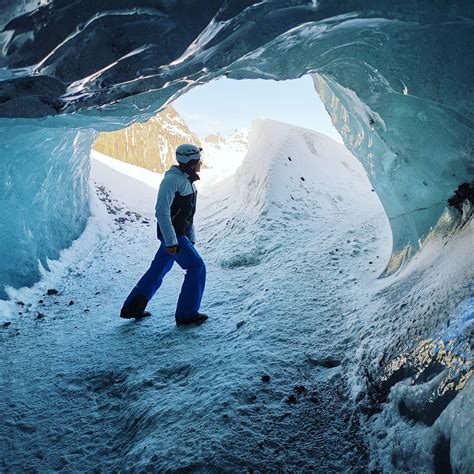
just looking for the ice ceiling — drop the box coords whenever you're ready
[0,1,473,296]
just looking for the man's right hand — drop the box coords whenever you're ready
[165,245,179,255]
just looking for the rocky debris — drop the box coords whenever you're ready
[16,301,25,306]
[36,313,46,320]
[305,354,341,368]
[47,289,58,296]
[68,300,74,306]
[261,374,271,383]
[3,321,12,328]
[447,182,474,212]
[294,385,306,394]
[286,394,297,404]
[38,299,43,304]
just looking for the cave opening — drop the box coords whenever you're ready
[1,3,473,472]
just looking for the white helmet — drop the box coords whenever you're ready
[176,143,202,163]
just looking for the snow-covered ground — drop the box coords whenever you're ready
[1,119,472,472]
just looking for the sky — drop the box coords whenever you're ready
[173,75,342,142]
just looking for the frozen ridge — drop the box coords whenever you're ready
[1,120,472,472]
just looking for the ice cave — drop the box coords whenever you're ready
[0,1,473,472]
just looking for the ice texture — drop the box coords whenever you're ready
[0,1,472,293]
[0,121,94,298]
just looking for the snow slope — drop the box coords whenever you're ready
[1,119,472,472]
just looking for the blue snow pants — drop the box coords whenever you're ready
[122,236,206,321]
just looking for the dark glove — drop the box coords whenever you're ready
[165,245,180,255]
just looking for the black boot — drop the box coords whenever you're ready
[176,313,208,326]
[120,294,151,319]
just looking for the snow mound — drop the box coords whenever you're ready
[199,118,388,275]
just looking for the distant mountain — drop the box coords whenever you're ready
[204,129,249,152]
[93,106,202,173]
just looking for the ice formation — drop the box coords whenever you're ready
[0,1,473,471]
[0,1,472,294]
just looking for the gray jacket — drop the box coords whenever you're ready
[155,166,197,246]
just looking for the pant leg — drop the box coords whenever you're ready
[173,236,206,320]
[122,242,174,314]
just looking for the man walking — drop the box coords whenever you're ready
[120,144,208,326]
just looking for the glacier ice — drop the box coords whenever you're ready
[0,3,473,470]
[0,1,472,293]
[0,121,94,298]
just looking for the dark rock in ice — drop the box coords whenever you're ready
[286,394,297,404]
[47,289,58,295]
[37,312,45,319]
[294,385,306,394]
[16,301,25,306]
[84,309,90,312]
[261,374,271,383]
[236,320,245,329]
[306,354,341,368]
[68,300,74,305]
[249,394,257,401]
[3,321,12,328]
[38,299,43,304]
[300,177,305,181]
[447,182,474,212]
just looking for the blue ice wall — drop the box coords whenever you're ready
[0,1,473,294]
[0,122,94,298]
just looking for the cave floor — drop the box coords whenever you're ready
[0,157,391,472]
